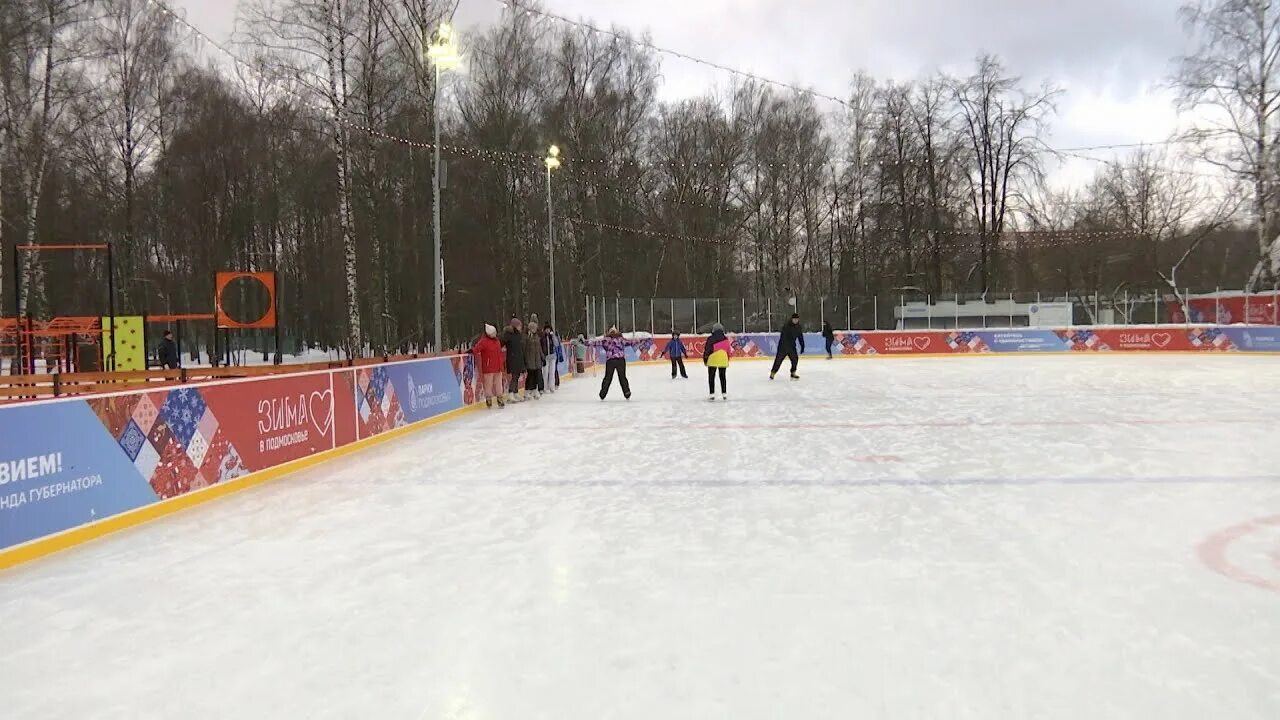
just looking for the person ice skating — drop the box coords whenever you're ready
[524,321,545,399]
[502,317,527,402]
[592,326,635,400]
[770,313,805,380]
[158,330,180,370]
[703,323,731,401]
[822,320,836,359]
[664,332,689,379]
[471,324,506,408]
[541,324,560,393]
[573,334,588,374]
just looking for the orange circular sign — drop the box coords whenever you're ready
[215,271,277,329]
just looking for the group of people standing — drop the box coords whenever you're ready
[470,314,567,408]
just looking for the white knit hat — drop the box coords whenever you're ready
[484,324,497,337]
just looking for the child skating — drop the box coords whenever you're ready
[471,324,506,408]
[664,332,689,379]
[703,323,731,401]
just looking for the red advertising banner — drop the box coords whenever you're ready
[1058,328,1197,352]
[203,371,340,472]
[1170,295,1280,325]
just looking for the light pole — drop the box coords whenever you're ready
[545,144,561,331]
[427,23,460,351]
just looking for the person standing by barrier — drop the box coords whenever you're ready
[158,330,180,370]
[542,324,560,393]
[593,326,634,400]
[822,320,836,359]
[471,324,506,408]
[703,323,731,401]
[524,321,545,399]
[664,332,689,379]
[503,317,527,402]
[573,334,588,374]
[770,313,805,380]
[554,332,565,388]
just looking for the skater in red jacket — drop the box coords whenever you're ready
[471,324,506,408]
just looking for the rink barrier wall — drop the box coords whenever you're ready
[0,350,598,570]
[594,326,1280,363]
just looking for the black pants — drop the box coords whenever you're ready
[670,356,687,378]
[508,371,524,394]
[825,338,834,358]
[526,368,544,392]
[707,366,726,394]
[600,358,631,398]
[771,347,799,375]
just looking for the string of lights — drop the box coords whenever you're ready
[502,0,850,109]
[571,216,1153,252]
[570,218,735,246]
[149,0,1199,181]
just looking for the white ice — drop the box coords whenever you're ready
[2,355,1280,719]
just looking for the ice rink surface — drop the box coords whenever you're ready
[3,355,1280,719]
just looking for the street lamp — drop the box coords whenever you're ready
[427,23,460,351]
[544,144,561,331]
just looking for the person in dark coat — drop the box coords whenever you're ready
[523,322,545,398]
[158,330,180,370]
[770,313,805,380]
[822,320,836,359]
[502,317,527,401]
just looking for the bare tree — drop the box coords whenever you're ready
[1176,0,1280,290]
[244,0,364,354]
[951,54,1057,294]
[0,0,89,318]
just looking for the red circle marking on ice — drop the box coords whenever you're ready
[1198,515,1280,594]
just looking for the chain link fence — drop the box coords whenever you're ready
[582,288,1280,336]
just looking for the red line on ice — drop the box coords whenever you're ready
[1198,515,1280,594]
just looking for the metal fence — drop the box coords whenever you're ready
[583,289,1280,336]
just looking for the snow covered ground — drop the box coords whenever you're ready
[2,355,1279,719]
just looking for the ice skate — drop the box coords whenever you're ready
[721,393,728,401]
[790,373,800,380]
[769,372,776,380]
[485,398,493,408]
[497,396,506,408]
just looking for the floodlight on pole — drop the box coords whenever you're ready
[427,23,461,351]
[545,145,562,331]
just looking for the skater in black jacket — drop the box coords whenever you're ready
[770,313,804,380]
[822,320,836,359]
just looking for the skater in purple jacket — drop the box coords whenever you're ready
[591,327,637,400]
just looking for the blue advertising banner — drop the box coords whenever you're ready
[385,357,465,424]
[974,330,1070,353]
[0,400,158,549]
[1222,327,1280,352]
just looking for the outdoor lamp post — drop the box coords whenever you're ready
[545,144,561,330]
[427,23,460,351]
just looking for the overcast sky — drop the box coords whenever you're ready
[168,0,1199,189]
